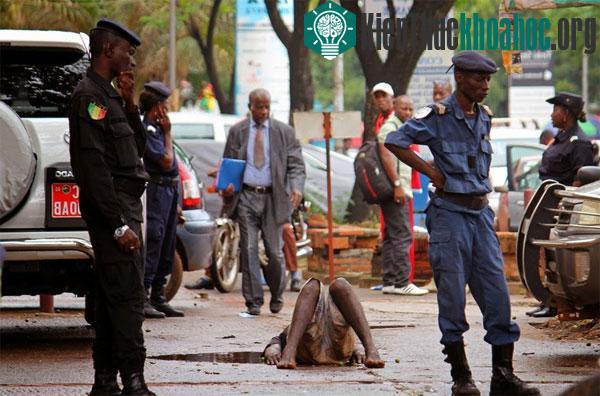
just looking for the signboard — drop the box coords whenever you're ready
[364,0,455,108]
[234,0,293,122]
[293,111,362,142]
[509,50,554,121]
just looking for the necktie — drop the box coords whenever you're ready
[254,123,265,168]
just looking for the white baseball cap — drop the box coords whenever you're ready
[372,82,394,96]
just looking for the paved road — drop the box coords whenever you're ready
[1,272,598,395]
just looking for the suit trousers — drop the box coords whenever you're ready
[379,198,412,288]
[237,189,285,309]
[86,220,146,377]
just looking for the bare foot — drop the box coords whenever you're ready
[276,358,297,369]
[364,350,385,368]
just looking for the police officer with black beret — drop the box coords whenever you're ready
[539,92,595,185]
[385,51,540,396]
[139,81,185,319]
[68,18,155,396]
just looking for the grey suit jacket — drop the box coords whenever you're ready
[222,117,306,225]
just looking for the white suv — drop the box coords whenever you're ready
[0,30,95,319]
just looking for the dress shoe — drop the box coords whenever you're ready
[270,301,283,314]
[184,276,214,290]
[290,278,301,292]
[529,306,557,318]
[247,306,261,316]
[90,369,121,396]
[525,304,544,317]
[144,288,165,319]
[150,285,185,317]
[121,372,155,396]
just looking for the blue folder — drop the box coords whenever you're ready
[216,158,246,192]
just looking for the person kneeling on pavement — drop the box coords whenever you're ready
[139,81,184,319]
[263,278,385,369]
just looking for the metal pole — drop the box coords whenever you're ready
[40,294,54,313]
[323,112,334,284]
[168,0,177,90]
[582,50,588,113]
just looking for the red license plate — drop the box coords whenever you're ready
[51,183,81,218]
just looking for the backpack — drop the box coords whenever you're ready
[354,140,394,204]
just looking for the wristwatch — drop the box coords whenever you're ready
[393,179,402,187]
[113,224,130,240]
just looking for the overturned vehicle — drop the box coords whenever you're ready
[517,167,600,320]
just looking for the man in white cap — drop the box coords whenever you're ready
[373,85,427,296]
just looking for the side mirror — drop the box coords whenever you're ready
[575,166,600,186]
[494,185,509,193]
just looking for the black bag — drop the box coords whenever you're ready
[353,140,393,204]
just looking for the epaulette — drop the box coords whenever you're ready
[569,135,579,143]
[481,104,494,116]
[147,125,157,134]
[433,103,447,115]
[414,106,433,120]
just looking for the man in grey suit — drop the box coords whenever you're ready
[221,88,306,316]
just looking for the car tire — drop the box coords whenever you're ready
[165,250,184,302]
[211,223,240,293]
[84,292,96,326]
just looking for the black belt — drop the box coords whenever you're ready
[113,177,147,198]
[435,190,488,210]
[149,175,179,187]
[243,184,272,194]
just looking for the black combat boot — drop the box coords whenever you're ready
[121,372,155,396]
[144,287,165,319]
[490,343,541,396]
[90,368,121,396]
[443,341,481,396]
[150,284,184,317]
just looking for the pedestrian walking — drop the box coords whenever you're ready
[220,88,306,316]
[384,51,540,396]
[139,81,185,319]
[68,18,154,396]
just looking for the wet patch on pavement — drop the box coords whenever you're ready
[150,351,264,364]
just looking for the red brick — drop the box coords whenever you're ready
[354,237,378,249]
[324,237,350,249]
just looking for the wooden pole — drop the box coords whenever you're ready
[323,112,334,284]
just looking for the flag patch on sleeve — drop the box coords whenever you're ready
[87,102,107,120]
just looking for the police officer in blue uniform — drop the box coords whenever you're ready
[69,19,155,396]
[385,52,540,396]
[139,81,185,318]
[539,92,594,185]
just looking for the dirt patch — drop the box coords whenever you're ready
[530,319,600,341]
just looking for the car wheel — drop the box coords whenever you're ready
[165,250,183,302]
[211,223,240,293]
[84,292,95,326]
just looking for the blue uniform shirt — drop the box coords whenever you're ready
[143,118,178,177]
[385,94,493,195]
[243,118,272,187]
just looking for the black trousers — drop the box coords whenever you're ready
[379,198,412,288]
[87,220,146,377]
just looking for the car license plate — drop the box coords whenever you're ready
[51,183,81,218]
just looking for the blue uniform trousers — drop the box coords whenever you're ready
[425,200,520,346]
[144,182,179,289]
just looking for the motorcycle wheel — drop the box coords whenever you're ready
[211,223,240,293]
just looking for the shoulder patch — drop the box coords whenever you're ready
[433,103,447,115]
[87,101,107,120]
[481,104,494,116]
[570,135,579,143]
[414,106,433,119]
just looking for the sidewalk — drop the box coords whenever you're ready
[1,272,598,395]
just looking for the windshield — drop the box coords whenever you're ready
[491,138,539,167]
[171,122,215,139]
[0,46,89,117]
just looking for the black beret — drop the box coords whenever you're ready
[449,51,498,74]
[546,92,584,114]
[143,81,172,100]
[93,18,141,47]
